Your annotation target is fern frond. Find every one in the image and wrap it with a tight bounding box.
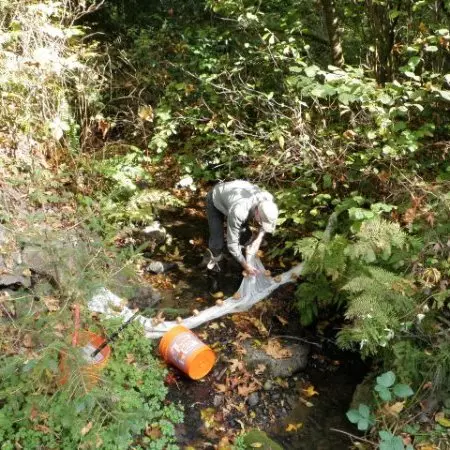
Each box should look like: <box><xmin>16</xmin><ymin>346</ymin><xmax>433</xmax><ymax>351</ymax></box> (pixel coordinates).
<box><xmin>348</xmin><ymin>217</ymin><xmax>407</xmax><ymax>262</ymax></box>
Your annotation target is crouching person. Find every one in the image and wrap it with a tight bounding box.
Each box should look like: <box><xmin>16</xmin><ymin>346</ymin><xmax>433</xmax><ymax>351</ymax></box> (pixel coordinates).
<box><xmin>200</xmin><ymin>180</ymin><xmax>278</xmax><ymax>292</ymax></box>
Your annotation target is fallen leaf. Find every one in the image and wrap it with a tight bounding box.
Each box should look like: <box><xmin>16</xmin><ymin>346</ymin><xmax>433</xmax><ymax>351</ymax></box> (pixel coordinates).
<box><xmin>262</xmin><ymin>339</ymin><xmax>292</xmax><ymax>359</ymax></box>
<box><xmin>299</xmin><ymin>397</ymin><xmax>314</xmax><ymax>407</ymax></box>
<box><xmin>274</xmin><ymin>378</ymin><xmax>289</xmax><ymax>388</ymax></box>
<box><xmin>285</xmin><ymin>422</ymin><xmax>303</xmax><ymax>432</ymax></box>
<box><xmin>22</xmin><ymin>268</ymin><xmax>32</xmax><ymax>277</ymax></box>
<box><xmin>343</xmin><ymin>129</ymin><xmax>357</xmax><ymax>139</ymax></box>
<box><xmin>217</xmin><ymin>436</ymin><xmax>232</xmax><ymax>450</ymax></box>
<box><xmin>386</xmin><ymin>401</ymin><xmax>404</xmax><ymax>415</ymax></box>
<box><xmin>145</xmin><ymin>425</ymin><xmax>162</xmax><ymax>439</ymax></box>
<box><xmin>245</xmin><ymin>316</ymin><xmax>268</xmax><ymax>336</ymax></box>
<box><xmin>95</xmin><ymin>435</ymin><xmax>103</xmax><ymax>448</ymax></box>
<box><xmin>250</xmin><ymin>443</ymin><xmax>262</xmax><ymax>448</ymax></box>
<box><xmin>23</xmin><ymin>333</ymin><xmax>34</xmax><ymax>348</ymax></box>
<box><xmin>302</xmin><ymin>385</ymin><xmax>319</xmax><ymax>398</ymax></box>
<box><xmin>215</xmin><ymin>383</ymin><xmax>227</xmax><ymax>393</ymax></box>
<box><xmin>29</xmin><ymin>406</ymin><xmax>39</xmax><ymax>421</ymax></box>
<box><xmin>43</xmin><ymin>296</ymin><xmax>59</xmax><ymax>312</ymax></box>
<box><xmin>138</xmin><ymin>105</ymin><xmax>154</xmax><ymax>122</ymax></box>
<box><xmin>164</xmin><ymin>372</ymin><xmax>178</xmax><ymax>385</ymax></box>
<box><xmin>81</xmin><ymin>421</ymin><xmax>93</xmax><ymax>436</ymax></box>
<box><xmin>97</xmin><ymin>119</ymin><xmax>110</xmax><ymax>138</ymax></box>
<box><xmin>228</xmin><ymin>359</ymin><xmax>244</xmax><ymax>373</ymax></box>
<box><xmin>402</xmin><ymin>434</ymin><xmax>412</xmax><ymax>446</ymax></box>
<box><xmin>53</xmin><ymin>323</ymin><xmax>66</xmax><ymax>332</ymax></box>
<box><xmin>237</xmin><ymin>382</ymin><xmax>260</xmax><ymax>396</ymax></box>
<box><xmin>124</xmin><ymin>353</ymin><xmax>136</xmax><ymax>365</ymax></box>
<box><xmin>255</xmin><ymin>364</ymin><xmax>266</xmax><ymax>375</ymax></box>
<box><xmin>209</xmin><ymin>322</ymin><xmax>220</xmax><ymax>330</ymax></box>
<box><xmin>236</xmin><ymin>331</ymin><xmax>252</xmax><ymax>341</ymax></box>
<box><xmin>200</xmin><ymin>407</ymin><xmax>219</xmax><ymax>429</ymax></box>
<box><xmin>435</xmin><ymin>412</ymin><xmax>450</xmax><ymax>427</ymax></box>
<box><xmin>34</xmin><ymin>424</ymin><xmax>51</xmax><ymax>433</ymax></box>
<box><xmin>403</xmin><ymin>207</ymin><xmax>417</xmax><ymax>224</ymax></box>
<box><xmin>275</xmin><ymin>315</ymin><xmax>289</xmax><ymax>326</ymax></box>
<box><xmin>211</xmin><ymin>291</ymin><xmax>224</xmax><ymax>299</ymax></box>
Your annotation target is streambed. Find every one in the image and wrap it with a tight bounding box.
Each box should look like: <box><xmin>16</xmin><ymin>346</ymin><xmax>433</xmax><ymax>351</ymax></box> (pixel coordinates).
<box><xmin>144</xmin><ymin>208</ymin><xmax>367</xmax><ymax>449</ymax></box>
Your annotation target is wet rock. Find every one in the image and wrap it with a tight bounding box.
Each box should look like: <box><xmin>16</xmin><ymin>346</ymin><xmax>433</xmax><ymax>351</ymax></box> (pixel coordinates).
<box><xmin>286</xmin><ymin>395</ymin><xmax>297</xmax><ymax>409</ymax></box>
<box><xmin>137</xmin><ymin>222</ymin><xmax>168</xmax><ymax>245</ymax></box>
<box><xmin>127</xmin><ymin>285</ymin><xmax>161</xmax><ymax>310</ymax></box>
<box><xmin>21</xmin><ymin>232</ymin><xmax>85</xmax><ymax>285</ymax></box>
<box><xmin>248</xmin><ymin>392</ymin><xmax>259</xmax><ymax>407</ymax></box>
<box><xmin>0</xmin><ymin>273</ymin><xmax>31</xmax><ymax>288</ymax></box>
<box><xmin>213</xmin><ymin>395</ymin><xmax>224</xmax><ymax>407</ymax></box>
<box><xmin>146</xmin><ymin>260</ymin><xmax>178</xmax><ymax>274</ymax></box>
<box><xmin>243</xmin><ymin>430</ymin><xmax>283</xmax><ymax>450</ymax></box>
<box><xmin>350</xmin><ymin>374</ymin><xmax>375</xmax><ymax>409</ymax></box>
<box><xmin>243</xmin><ymin>340</ymin><xmax>310</xmax><ymax>378</ymax></box>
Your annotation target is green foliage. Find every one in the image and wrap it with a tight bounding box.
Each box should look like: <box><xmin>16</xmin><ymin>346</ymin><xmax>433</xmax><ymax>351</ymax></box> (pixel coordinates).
<box><xmin>75</xmin><ymin>147</ymin><xmax>184</xmax><ymax>232</ymax></box>
<box><xmin>0</xmin><ymin>322</ymin><xmax>182</xmax><ymax>449</ymax></box>
<box><xmin>374</xmin><ymin>371</ymin><xmax>414</xmax><ymax>402</ymax></box>
<box><xmin>347</xmin><ymin>371</ymin><xmax>415</xmax><ymax>449</ymax></box>
<box><xmin>0</xmin><ymin>0</ymin><xmax>104</xmax><ymax>153</ymax></box>
<box><xmin>346</xmin><ymin>403</ymin><xmax>375</xmax><ymax>431</ymax></box>
<box><xmin>292</xmin><ymin>212</ymin><xmax>418</xmax><ymax>356</ymax></box>
<box><xmin>378</xmin><ymin>430</ymin><xmax>413</xmax><ymax>450</ymax></box>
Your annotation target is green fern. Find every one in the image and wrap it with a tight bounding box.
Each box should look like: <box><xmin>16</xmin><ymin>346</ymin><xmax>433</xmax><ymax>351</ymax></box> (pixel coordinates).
<box><xmin>348</xmin><ymin>217</ymin><xmax>407</xmax><ymax>262</ymax></box>
<box><xmin>294</xmin><ymin>215</ymin><xmax>418</xmax><ymax>356</ymax></box>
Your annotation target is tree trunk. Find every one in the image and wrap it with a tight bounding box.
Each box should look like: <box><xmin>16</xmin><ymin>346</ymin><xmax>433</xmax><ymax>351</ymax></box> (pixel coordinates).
<box><xmin>320</xmin><ymin>0</ymin><xmax>345</xmax><ymax>67</ymax></box>
<box><xmin>365</xmin><ymin>0</ymin><xmax>397</xmax><ymax>85</ymax></box>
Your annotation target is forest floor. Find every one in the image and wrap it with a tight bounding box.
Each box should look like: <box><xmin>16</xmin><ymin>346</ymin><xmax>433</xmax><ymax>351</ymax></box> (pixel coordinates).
<box><xmin>0</xmin><ymin>151</ymin><xmax>367</xmax><ymax>449</ymax></box>
<box><xmin>142</xmin><ymin>203</ymin><xmax>368</xmax><ymax>449</ymax></box>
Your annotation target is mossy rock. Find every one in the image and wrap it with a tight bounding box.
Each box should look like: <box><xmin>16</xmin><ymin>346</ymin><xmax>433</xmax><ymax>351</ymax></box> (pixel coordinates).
<box><xmin>243</xmin><ymin>430</ymin><xmax>284</xmax><ymax>450</ymax></box>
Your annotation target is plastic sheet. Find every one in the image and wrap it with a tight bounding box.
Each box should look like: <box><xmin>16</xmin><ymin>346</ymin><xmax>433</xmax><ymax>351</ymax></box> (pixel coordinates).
<box><xmin>87</xmin><ymin>257</ymin><xmax>304</xmax><ymax>339</ymax></box>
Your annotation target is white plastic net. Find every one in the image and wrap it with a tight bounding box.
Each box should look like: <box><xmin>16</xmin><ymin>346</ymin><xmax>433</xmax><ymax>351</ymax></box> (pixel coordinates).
<box><xmin>88</xmin><ymin>256</ymin><xmax>303</xmax><ymax>339</ymax></box>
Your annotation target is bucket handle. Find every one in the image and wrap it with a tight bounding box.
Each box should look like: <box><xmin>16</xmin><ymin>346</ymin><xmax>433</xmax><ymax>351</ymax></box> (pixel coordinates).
<box><xmin>90</xmin><ymin>309</ymin><xmax>140</xmax><ymax>358</ymax></box>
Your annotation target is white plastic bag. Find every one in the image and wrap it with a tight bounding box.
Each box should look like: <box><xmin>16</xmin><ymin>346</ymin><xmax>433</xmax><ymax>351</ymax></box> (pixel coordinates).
<box><xmin>88</xmin><ymin>258</ymin><xmax>304</xmax><ymax>339</ymax></box>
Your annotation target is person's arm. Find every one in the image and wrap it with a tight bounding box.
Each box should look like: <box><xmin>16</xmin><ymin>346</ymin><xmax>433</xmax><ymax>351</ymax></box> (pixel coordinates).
<box><xmin>226</xmin><ymin>218</ymin><xmax>246</xmax><ymax>267</ymax></box>
<box><xmin>246</xmin><ymin>229</ymin><xmax>265</xmax><ymax>259</ymax></box>
<box><xmin>227</xmin><ymin>202</ymin><xmax>260</xmax><ymax>275</ymax></box>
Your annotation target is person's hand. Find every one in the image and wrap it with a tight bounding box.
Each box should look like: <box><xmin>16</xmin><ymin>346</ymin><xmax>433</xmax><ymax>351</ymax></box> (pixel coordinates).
<box><xmin>243</xmin><ymin>263</ymin><xmax>258</xmax><ymax>276</ymax></box>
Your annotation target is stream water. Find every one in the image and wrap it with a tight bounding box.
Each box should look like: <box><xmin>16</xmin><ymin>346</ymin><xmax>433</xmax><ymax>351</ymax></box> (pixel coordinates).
<box><xmin>146</xmin><ymin>208</ymin><xmax>367</xmax><ymax>449</ymax></box>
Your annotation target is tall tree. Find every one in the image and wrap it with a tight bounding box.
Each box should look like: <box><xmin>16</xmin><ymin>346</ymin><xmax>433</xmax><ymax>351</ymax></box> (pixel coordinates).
<box><xmin>320</xmin><ymin>0</ymin><xmax>345</xmax><ymax>67</ymax></box>
<box><xmin>365</xmin><ymin>0</ymin><xmax>396</xmax><ymax>84</ymax></box>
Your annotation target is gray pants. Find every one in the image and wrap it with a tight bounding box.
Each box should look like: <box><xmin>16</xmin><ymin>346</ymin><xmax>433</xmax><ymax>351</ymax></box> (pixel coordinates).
<box><xmin>206</xmin><ymin>190</ymin><xmax>252</xmax><ymax>258</ymax></box>
<box><xmin>206</xmin><ymin>190</ymin><xmax>225</xmax><ymax>257</ymax></box>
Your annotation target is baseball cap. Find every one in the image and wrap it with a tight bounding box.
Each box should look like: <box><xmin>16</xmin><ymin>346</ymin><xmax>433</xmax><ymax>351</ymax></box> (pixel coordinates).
<box><xmin>258</xmin><ymin>200</ymin><xmax>278</xmax><ymax>233</ymax></box>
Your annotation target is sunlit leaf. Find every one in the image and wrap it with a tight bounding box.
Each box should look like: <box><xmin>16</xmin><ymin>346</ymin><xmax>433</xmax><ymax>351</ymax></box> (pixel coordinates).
<box><xmin>285</xmin><ymin>422</ymin><xmax>303</xmax><ymax>432</ymax></box>
<box><xmin>302</xmin><ymin>385</ymin><xmax>318</xmax><ymax>398</ymax></box>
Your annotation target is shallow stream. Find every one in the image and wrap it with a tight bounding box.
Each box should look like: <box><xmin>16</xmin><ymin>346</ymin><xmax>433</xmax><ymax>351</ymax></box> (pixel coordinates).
<box><xmin>145</xmin><ymin>208</ymin><xmax>367</xmax><ymax>449</ymax></box>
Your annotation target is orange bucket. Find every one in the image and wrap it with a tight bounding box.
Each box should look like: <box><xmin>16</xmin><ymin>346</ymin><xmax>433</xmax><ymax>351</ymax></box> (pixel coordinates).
<box><xmin>159</xmin><ymin>325</ymin><xmax>216</xmax><ymax>380</ymax></box>
<box><xmin>58</xmin><ymin>331</ymin><xmax>111</xmax><ymax>388</ymax></box>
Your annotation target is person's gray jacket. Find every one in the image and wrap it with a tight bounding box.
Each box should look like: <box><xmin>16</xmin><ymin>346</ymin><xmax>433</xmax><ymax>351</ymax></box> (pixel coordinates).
<box><xmin>212</xmin><ymin>180</ymin><xmax>272</xmax><ymax>265</ymax></box>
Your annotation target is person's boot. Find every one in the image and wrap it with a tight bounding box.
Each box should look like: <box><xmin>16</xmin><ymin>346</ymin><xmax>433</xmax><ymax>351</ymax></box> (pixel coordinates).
<box><xmin>198</xmin><ymin>249</ymin><xmax>223</xmax><ymax>270</ymax></box>
<box><xmin>207</xmin><ymin>269</ymin><xmax>220</xmax><ymax>293</ymax></box>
